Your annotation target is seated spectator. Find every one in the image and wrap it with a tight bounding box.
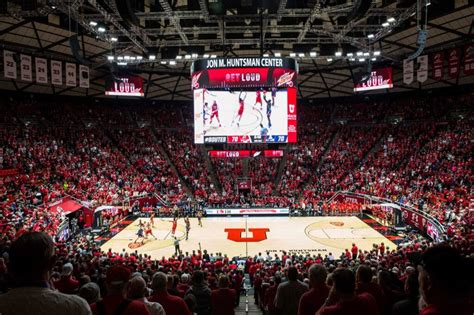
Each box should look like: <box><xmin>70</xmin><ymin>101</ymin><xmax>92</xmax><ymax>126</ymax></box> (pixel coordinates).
<box><xmin>274</xmin><ymin>266</ymin><xmax>309</xmax><ymax>315</ymax></box>
<box><xmin>79</xmin><ymin>282</ymin><xmax>101</xmax><ymax>305</ymax></box>
<box><xmin>211</xmin><ymin>275</ymin><xmax>236</xmax><ymax>315</ymax></box>
<box><xmin>0</xmin><ymin>232</ymin><xmax>91</xmax><ymax>315</ymax></box>
<box><xmin>418</xmin><ymin>246</ymin><xmax>473</xmax><ymax>315</ymax></box>
<box><xmin>185</xmin><ymin>270</ymin><xmax>212</xmax><ymax>315</ymax></box>
<box><xmin>149</xmin><ymin>272</ymin><xmax>191</xmax><ymax>315</ymax></box>
<box><xmin>298</xmin><ymin>264</ymin><xmax>329</xmax><ymax>315</ymax></box>
<box><xmin>316</xmin><ymin>268</ymin><xmax>378</xmax><ymax>315</ymax></box>
<box><xmin>355</xmin><ymin>264</ymin><xmax>385</xmax><ymax>312</ymax></box>
<box><xmin>392</xmin><ymin>271</ymin><xmax>419</xmax><ymax>315</ymax></box>
<box><xmin>54</xmin><ymin>263</ymin><xmax>80</xmax><ymax>294</ymax></box>
<box><xmin>90</xmin><ymin>265</ymin><xmax>150</xmax><ymax>315</ymax></box>
<box><xmin>127</xmin><ymin>275</ymin><xmax>165</xmax><ymax>315</ymax></box>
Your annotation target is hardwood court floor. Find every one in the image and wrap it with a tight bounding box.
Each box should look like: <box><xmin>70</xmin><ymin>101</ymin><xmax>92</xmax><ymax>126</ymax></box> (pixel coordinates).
<box><xmin>100</xmin><ymin>216</ymin><xmax>396</xmax><ymax>259</ymax></box>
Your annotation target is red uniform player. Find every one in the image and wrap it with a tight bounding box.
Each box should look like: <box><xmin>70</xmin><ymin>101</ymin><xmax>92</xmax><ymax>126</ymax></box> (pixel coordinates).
<box><xmin>210</xmin><ymin>100</ymin><xmax>221</xmax><ymax>127</ymax></box>
<box><xmin>171</xmin><ymin>218</ymin><xmax>178</xmax><ymax>235</ymax></box>
<box><xmin>255</xmin><ymin>89</ymin><xmax>262</xmax><ymax>109</ymax></box>
<box><xmin>232</xmin><ymin>91</ymin><xmax>246</xmax><ymax>127</ymax></box>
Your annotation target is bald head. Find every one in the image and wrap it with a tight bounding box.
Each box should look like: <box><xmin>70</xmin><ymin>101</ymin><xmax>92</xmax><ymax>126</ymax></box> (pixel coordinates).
<box><xmin>128</xmin><ymin>276</ymin><xmax>147</xmax><ymax>299</ymax></box>
<box><xmin>308</xmin><ymin>264</ymin><xmax>328</xmax><ymax>287</ymax></box>
<box><xmin>152</xmin><ymin>272</ymin><xmax>168</xmax><ymax>292</ymax></box>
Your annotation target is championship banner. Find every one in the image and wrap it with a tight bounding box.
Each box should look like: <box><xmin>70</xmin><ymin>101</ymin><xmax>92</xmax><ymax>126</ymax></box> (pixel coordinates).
<box><xmin>354</xmin><ymin>67</ymin><xmax>393</xmax><ymax>92</ymax></box>
<box><xmin>463</xmin><ymin>44</ymin><xmax>474</xmax><ymax>75</ymax></box>
<box><xmin>432</xmin><ymin>52</ymin><xmax>444</xmax><ymax>81</ymax></box>
<box><xmin>3</xmin><ymin>50</ymin><xmax>17</xmax><ymax>79</ymax></box>
<box><xmin>20</xmin><ymin>54</ymin><xmax>32</xmax><ymax>81</ymax></box>
<box><xmin>51</xmin><ymin>60</ymin><xmax>62</xmax><ymax>85</ymax></box>
<box><xmin>79</xmin><ymin>65</ymin><xmax>89</xmax><ymax>88</ymax></box>
<box><xmin>35</xmin><ymin>57</ymin><xmax>48</xmax><ymax>84</ymax></box>
<box><xmin>65</xmin><ymin>63</ymin><xmax>77</xmax><ymax>86</ymax></box>
<box><xmin>205</xmin><ymin>208</ymin><xmax>289</xmax><ymax>216</ymax></box>
<box><xmin>403</xmin><ymin>59</ymin><xmax>414</xmax><ymax>85</ymax></box>
<box><xmin>448</xmin><ymin>48</ymin><xmax>460</xmax><ymax>78</ymax></box>
<box><xmin>417</xmin><ymin>55</ymin><xmax>428</xmax><ymax>83</ymax></box>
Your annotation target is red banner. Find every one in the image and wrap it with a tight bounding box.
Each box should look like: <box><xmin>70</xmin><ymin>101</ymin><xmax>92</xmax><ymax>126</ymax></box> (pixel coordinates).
<box><xmin>287</xmin><ymin>87</ymin><xmax>297</xmax><ymax>143</ymax></box>
<box><xmin>209</xmin><ymin>150</ymin><xmax>284</xmax><ymax>158</ymax></box>
<box><xmin>463</xmin><ymin>44</ymin><xmax>474</xmax><ymax>75</ymax></box>
<box><xmin>432</xmin><ymin>52</ymin><xmax>444</xmax><ymax>80</ymax></box>
<box><xmin>448</xmin><ymin>48</ymin><xmax>461</xmax><ymax>78</ymax></box>
<box><xmin>354</xmin><ymin>67</ymin><xmax>393</xmax><ymax>92</ymax></box>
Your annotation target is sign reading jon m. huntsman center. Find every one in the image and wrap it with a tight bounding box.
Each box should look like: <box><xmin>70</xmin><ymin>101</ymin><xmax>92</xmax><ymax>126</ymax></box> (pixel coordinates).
<box><xmin>191</xmin><ymin>57</ymin><xmax>298</xmax><ymax>89</ymax></box>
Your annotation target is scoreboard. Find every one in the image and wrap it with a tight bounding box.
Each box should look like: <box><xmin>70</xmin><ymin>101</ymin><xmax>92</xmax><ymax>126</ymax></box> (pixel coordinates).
<box><xmin>192</xmin><ymin>57</ymin><xmax>298</xmax><ymax>145</ymax></box>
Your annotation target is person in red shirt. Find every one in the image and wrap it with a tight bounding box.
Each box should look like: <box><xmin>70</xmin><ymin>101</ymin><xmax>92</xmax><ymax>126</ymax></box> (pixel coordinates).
<box><xmin>355</xmin><ymin>264</ymin><xmax>385</xmax><ymax>313</ymax></box>
<box><xmin>418</xmin><ymin>246</ymin><xmax>473</xmax><ymax>315</ymax></box>
<box><xmin>351</xmin><ymin>244</ymin><xmax>358</xmax><ymax>260</ymax></box>
<box><xmin>298</xmin><ymin>264</ymin><xmax>329</xmax><ymax>315</ymax></box>
<box><xmin>54</xmin><ymin>263</ymin><xmax>79</xmax><ymax>294</ymax></box>
<box><xmin>316</xmin><ymin>268</ymin><xmax>378</xmax><ymax>315</ymax></box>
<box><xmin>211</xmin><ymin>275</ymin><xmax>236</xmax><ymax>315</ymax></box>
<box><xmin>149</xmin><ymin>272</ymin><xmax>191</xmax><ymax>315</ymax></box>
<box><xmin>90</xmin><ymin>265</ymin><xmax>150</xmax><ymax>315</ymax></box>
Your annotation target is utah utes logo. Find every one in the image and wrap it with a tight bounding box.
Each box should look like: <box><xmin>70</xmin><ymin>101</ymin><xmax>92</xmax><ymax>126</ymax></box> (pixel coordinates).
<box><xmin>225</xmin><ymin>228</ymin><xmax>270</xmax><ymax>242</ymax></box>
<box><xmin>289</xmin><ymin>104</ymin><xmax>295</xmax><ymax>113</ymax></box>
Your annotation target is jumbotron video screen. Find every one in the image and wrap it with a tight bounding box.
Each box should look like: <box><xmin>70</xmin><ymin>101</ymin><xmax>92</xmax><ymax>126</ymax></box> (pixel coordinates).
<box><xmin>194</xmin><ymin>88</ymin><xmax>297</xmax><ymax>144</ymax></box>
<box><xmin>191</xmin><ymin>57</ymin><xmax>298</xmax><ymax>144</ymax></box>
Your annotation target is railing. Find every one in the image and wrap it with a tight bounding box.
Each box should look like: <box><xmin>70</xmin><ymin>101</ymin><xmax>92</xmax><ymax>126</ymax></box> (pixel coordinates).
<box><xmin>330</xmin><ymin>190</ymin><xmax>445</xmax><ymax>240</ymax></box>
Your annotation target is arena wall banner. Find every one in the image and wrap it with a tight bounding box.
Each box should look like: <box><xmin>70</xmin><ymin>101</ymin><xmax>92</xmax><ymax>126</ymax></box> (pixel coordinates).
<box><xmin>51</xmin><ymin>60</ymin><xmax>62</xmax><ymax>86</ymax></box>
<box><xmin>432</xmin><ymin>52</ymin><xmax>444</xmax><ymax>81</ymax></box>
<box><xmin>448</xmin><ymin>48</ymin><xmax>460</xmax><ymax>78</ymax></box>
<box><xmin>20</xmin><ymin>54</ymin><xmax>32</xmax><ymax>82</ymax></box>
<box><xmin>35</xmin><ymin>57</ymin><xmax>48</xmax><ymax>84</ymax></box>
<box><xmin>354</xmin><ymin>67</ymin><xmax>393</xmax><ymax>92</ymax></box>
<box><xmin>205</xmin><ymin>208</ymin><xmax>289</xmax><ymax>216</ymax></box>
<box><xmin>3</xmin><ymin>50</ymin><xmax>17</xmax><ymax>79</ymax></box>
<box><xmin>66</xmin><ymin>63</ymin><xmax>77</xmax><ymax>86</ymax></box>
<box><xmin>417</xmin><ymin>55</ymin><xmax>428</xmax><ymax>83</ymax></box>
<box><xmin>463</xmin><ymin>43</ymin><xmax>474</xmax><ymax>75</ymax></box>
<box><xmin>191</xmin><ymin>57</ymin><xmax>298</xmax><ymax>89</ymax></box>
<box><xmin>79</xmin><ymin>65</ymin><xmax>90</xmax><ymax>88</ymax></box>
<box><xmin>403</xmin><ymin>59</ymin><xmax>414</xmax><ymax>85</ymax></box>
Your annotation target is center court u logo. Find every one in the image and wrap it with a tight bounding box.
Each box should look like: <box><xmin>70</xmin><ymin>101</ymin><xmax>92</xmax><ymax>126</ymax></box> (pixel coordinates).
<box><xmin>224</xmin><ymin>228</ymin><xmax>270</xmax><ymax>242</ymax></box>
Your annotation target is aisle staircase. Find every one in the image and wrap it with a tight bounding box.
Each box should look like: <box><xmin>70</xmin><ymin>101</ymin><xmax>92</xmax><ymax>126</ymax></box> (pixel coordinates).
<box><xmin>235</xmin><ymin>274</ymin><xmax>262</xmax><ymax>315</ymax></box>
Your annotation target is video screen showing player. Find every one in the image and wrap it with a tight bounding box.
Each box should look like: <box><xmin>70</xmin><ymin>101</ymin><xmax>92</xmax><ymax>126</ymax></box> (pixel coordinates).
<box><xmin>194</xmin><ymin>89</ymin><xmax>288</xmax><ymax>143</ymax></box>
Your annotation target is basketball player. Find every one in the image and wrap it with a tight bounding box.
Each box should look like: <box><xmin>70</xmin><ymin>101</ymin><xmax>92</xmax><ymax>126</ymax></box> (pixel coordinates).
<box><xmin>150</xmin><ymin>212</ymin><xmax>155</xmax><ymax>227</ymax></box>
<box><xmin>263</xmin><ymin>93</ymin><xmax>272</xmax><ymax>128</ymax></box>
<box><xmin>232</xmin><ymin>91</ymin><xmax>247</xmax><ymax>127</ymax></box>
<box><xmin>260</xmin><ymin>124</ymin><xmax>268</xmax><ymax>142</ymax></box>
<box><xmin>185</xmin><ymin>216</ymin><xmax>191</xmax><ymax>240</ymax></box>
<box><xmin>254</xmin><ymin>89</ymin><xmax>262</xmax><ymax>110</ymax></box>
<box><xmin>271</xmin><ymin>87</ymin><xmax>277</xmax><ymax>105</ymax></box>
<box><xmin>171</xmin><ymin>217</ymin><xmax>178</xmax><ymax>236</ymax></box>
<box><xmin>202</xmin><ymin>102</ymin><xmax>209</xmax><ymax>127</ymax></box>
<box><xmin>134</xmin><ymin>226</ymin><xmax>145</xmax><ymax>244</ymax></box>
<box><xmin>138</xmin><ymin>219</ymin><xmax>145</xmax><ymax>229</ymax></box>
<box><xmin>145</xmin><ymin>222</ymin><xmax>157</xmax><ymax>240</ymax></box>
<box><xmin>210</xmin><ymin>100</ymin><xmax>221</xmax><ymax>127</ymax></box>
<box><xmin>197</xmin><ymin>209</ymin><xmax>203</xmax><ymax>227</ymax></box>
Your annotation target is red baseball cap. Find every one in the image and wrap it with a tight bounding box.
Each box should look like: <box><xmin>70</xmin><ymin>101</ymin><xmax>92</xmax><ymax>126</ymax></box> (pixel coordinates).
<box><xmin>106</xmin><ymin>265</ymin><xmax>131</xmax><ymax>285</ymax></box>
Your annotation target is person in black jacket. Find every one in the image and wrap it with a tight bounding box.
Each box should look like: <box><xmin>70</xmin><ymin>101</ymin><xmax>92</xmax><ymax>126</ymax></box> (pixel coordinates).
<box><xmin>185</xmin><ymin>271</ymin><xmax>211</xmax><ymax>315</ymax></box>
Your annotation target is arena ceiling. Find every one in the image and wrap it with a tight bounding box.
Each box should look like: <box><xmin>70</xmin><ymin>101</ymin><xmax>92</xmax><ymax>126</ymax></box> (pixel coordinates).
<box><xmin>0</xmin><ymin>0</ymin><xmax>473</xmax><ymax>100</ymax></box>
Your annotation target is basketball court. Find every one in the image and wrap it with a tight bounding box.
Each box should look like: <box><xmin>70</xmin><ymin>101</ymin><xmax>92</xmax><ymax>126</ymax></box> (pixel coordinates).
<box><xmin>100</xmin><ymin>216</ymin><xmax>396</xmax><ymax>259</ymax></box>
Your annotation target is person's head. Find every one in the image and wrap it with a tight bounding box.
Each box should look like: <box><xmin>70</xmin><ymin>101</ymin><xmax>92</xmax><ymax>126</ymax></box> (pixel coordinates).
<box><xmin>192</xmin><ymin>270</ymin><xmax>205</xmax><ymax>285</ymax></box>
<box><xmin>287</xmin><ymin>266</ymin><xmax>298</xmax><ymax>281</ymax></box>
<box><xmin>61</xmin><ymin>263</ymin><xmax>73</xmax><ymax>278</ymax></box>
<box><xmin>151</xmin><ymin>272</ymin><xmax>168</xmax><ymax>292</ymax></box>
<box><xmin>331</xmin><ymin>268</ymin><xmax>356</xmax><ymax>297</ymax></box>
<box><xmin>127</xmin><ymin>276</ymin><xmax>147</xmax><ymax>299</ymax></box>
<box><xmin>8</xmin><ymin>232</ymin><xmax>55</xmax><ymax>284</ymax></box>
<box><xmin>79</xmin><ymin>282</ymin><xmax>101</xmax><ymax>304</ymax></box>
<box><xmin>356</xmin><ymin>264</ymin><xmax>373</xmax><ymax>284</ymax></box>
<box><xmin>106</xmin><ymin>265</ymin><xmax>131</xmax><ymax>296</ymax></box>
<box><xmin>181</xmin><ymin>273</ymin><xmax>190</xmax><ymax>284</ymax></box>
<box><xmin>308</xmin><ymin>264</ymin><xmax>327</xmax><ymax>288</ymax></box>
<box><xmin>418</xmin><ymin>245</ymin><xmax>471</xmax><ymax>305</ymax></box>
<box><xmin>404</xmin><ymin>271</ymin><xmax>419</xmax><ymax>299</ymax></box>
<box><xmin>218</xmin><ymin>275</ymin><xmax>230</xmax><ymax>288</ymax></box>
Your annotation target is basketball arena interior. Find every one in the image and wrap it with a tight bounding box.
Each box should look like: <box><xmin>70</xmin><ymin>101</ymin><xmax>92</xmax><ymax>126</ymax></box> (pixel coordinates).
<box><xmin>0</xmin><ymin>1</ymin><xmax>472</xmax><ymax>315</ymax></box>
